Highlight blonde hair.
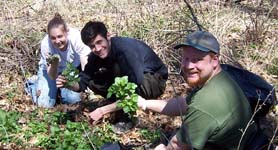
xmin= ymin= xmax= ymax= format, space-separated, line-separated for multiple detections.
xmin=47 ymin=13 xmax=67 ymax=33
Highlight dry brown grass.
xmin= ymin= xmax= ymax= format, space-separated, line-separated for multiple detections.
xmin=1 ymin=0 xmax=277 ymax=80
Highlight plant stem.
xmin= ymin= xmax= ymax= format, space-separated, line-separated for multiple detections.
xmin=237 ymin=88 xmax=275 ymax=149
xmin=267 ymin=120 xmax=278 ymax=150
xmin=81 ymin=122 xmax=96 ymax=150
xmin=0 ymin=124 xmax=9 ymax=142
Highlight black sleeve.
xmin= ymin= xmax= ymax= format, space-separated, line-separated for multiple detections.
xmin=78 ymin=55 xmax=94 ymax=92
xmin=77 ymin=53 xmax=116 ymax=96
xmin=78 ymin=72 xmax=91 ymax=92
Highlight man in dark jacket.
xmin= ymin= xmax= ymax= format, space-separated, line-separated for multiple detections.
xmin=56 ymin=21 xmax=168 ymax=122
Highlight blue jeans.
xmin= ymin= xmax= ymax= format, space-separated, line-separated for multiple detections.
xmin=29 ymin=68 xmax=80 ymax=108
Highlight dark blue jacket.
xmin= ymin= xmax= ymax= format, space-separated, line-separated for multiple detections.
xmin=79 ymin=37 xmax=168 ymax=96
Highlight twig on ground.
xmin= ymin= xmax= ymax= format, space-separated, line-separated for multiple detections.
xmin=237 ymin=88 xmax=276 ymax=149
xmin=183 ymin=0 xmax=203 ymax=31
xmin=81 ymin=122 xmax=97 ymax=150
xmin=268 ymin=121 xmax=278 ymax=150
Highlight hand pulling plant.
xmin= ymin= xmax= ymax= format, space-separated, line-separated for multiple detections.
xmin=107 ymin=76 xmax=138 ymax=118
xmin=61 ymin=62 xmax=80 ymax=87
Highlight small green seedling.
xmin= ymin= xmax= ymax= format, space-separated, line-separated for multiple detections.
xmin=91 ymin=122 xmax=118 ymax=147
xmin=62 ymin=62 xmax=80 ymax=87
xmin=139 ymin=128 xmax=161 ymax=143
xmin=107 ymin=76 xmax=138 ymax=118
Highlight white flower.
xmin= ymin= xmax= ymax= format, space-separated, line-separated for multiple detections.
xmin=69 ymin=72 xmax=75 ymax=76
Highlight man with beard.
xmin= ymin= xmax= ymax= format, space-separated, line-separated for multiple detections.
xmin=137 ymin=31 xmax=257 ymax=150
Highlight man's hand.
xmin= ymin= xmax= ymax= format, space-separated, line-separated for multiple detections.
xmin=89 ymin=108 xmax=104 ymax=123
xmin=137 ymin=96 xmax=147 ymax=111
xmin=56 ymin=75 xmax=67 ymax=88
xmin=154 ymin=144 xmax=167 ymax=150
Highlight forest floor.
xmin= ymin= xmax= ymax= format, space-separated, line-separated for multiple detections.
xmin=0 ymin=0 xmax=277 ymax=149
xmin=0 ymin=72 xmax=277 ymax=149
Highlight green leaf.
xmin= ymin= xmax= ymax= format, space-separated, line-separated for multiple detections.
xmin=62 ymin=62 xmax=80 ymax=87
xmin=107 ymin=76 xmax=139 ymax=119
xmin=50 ymin=126 xmax=60 ymax=133
xmin=107 ymin=92 xmax=113 ymax=99
xmin=123 ymin=107 xmax=130 ymax=113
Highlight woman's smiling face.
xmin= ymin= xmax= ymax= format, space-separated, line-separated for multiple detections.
xmin=49 ymin=25 xmax=68 ymax=51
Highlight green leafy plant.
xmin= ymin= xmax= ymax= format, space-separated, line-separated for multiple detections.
xmin=107 ymin=76 xmax=139 ymax=118
xmin=36 ymin=121 xmax=93 ymax=150
xmin=7 ymin=90 xmax=16 ymax=101
xmin=0 ymin=110 xmax=22 ymax=144
xmin=0 ymin=109 xmax=104 ymax=149
xmin=267 ymin=58 xmax=278 ymax=76
xmin=91 ymin=122 xmax=118 ymax=148
xmin=6 ymin=84 xmax=17 ymax=101
xmin=139 ymin=128 xmax=161 ymax=143
xmin=24 ymin=110 xmax=94 ymax=149
xmin=62 ymin=62 xmax=80 ymax=87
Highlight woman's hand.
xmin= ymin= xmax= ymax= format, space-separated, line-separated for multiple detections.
xmin=56 ymin=75 xmax=67 ymax=88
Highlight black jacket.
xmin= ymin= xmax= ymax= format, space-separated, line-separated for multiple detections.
xmin=79 ymin=36 xmax=168 ymax=96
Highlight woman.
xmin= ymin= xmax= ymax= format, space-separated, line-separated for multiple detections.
xmin=29 ymin=13 xmax=91 ymax=108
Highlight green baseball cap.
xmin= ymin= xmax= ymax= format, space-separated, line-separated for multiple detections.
xmin=174 ymin=31 xmax=220 ymax=54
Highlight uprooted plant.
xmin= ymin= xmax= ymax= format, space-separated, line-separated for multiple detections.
xmin=107 ymin=76 xmax=139 ymax=119
xmin=46 ymin=53 xmax=60 ymax=66
xmin=61 ymin=62 xmax=80 ymax=87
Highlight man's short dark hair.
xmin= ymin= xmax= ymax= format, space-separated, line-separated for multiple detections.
xmin=81 ymin=21 xmax=108 ymax=45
